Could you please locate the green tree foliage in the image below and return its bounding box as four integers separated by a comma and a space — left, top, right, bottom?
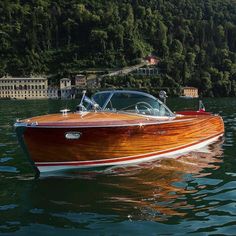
0, 0, 236, 96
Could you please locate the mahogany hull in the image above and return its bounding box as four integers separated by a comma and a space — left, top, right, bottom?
15, 112, 224, 173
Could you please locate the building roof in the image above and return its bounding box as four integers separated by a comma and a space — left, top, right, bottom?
145, 55, 158, 60
183, 87, 198, 90
75, 74, 85, 77
144, 55, 160, 65
0, 77, 47, 80
60, 78, 71, 81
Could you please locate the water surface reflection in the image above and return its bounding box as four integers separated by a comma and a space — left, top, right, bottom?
0, 140, 225, 233
2, 98, 236, 235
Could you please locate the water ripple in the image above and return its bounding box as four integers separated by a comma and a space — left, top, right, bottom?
0, 204, 18, 211
0, 157, 13, 163
0, 98, 235, 235
0, 166, 19, 173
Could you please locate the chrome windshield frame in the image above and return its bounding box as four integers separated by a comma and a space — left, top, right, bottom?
91, 90, 175, 117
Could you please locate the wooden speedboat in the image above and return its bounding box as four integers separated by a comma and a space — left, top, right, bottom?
15, 90, 224, 174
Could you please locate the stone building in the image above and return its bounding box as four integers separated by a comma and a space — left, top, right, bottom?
60, 78, 72, 99
182, 87, 199, 98
0, 76, 48, 99
135, 67, 159, 76
75, 74, 87, 88
47, 86, 59, 99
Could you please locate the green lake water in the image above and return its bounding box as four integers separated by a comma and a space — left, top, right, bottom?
0, 98, 236, 235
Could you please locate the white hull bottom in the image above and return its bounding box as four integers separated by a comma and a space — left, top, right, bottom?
36, 134, 223, 173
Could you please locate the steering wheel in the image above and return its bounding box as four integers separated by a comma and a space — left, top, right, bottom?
135, 102, 154, 115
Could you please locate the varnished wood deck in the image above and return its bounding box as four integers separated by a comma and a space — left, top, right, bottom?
22, 111, 196, 127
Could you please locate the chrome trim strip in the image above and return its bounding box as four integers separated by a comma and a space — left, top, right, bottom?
14, 122, 28, 128
14, 118, 195, 129
116, 111, 175, 120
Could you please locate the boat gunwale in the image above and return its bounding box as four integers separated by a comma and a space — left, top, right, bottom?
14, 109, 220, 129
15, 117, 203, 128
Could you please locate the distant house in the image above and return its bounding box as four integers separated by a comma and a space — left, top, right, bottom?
60, 78, 72, 99
75, 74, 87, 88
145, 55, 159, 65
47, 86, 59, 99
86, 74, 98, 88
135, 55, 160, 76
135, 67, 159, 76
60, 78, 71, 89
182, 87, 198, 98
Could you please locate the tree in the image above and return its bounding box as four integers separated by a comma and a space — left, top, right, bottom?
0, 0, 235, 97
90, 29, 108, 52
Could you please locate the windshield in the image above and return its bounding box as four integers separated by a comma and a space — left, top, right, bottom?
92, 92, 111, 108
92, 91, 173, 117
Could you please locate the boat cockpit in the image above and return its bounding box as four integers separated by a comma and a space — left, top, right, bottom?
78, 90, 175, 118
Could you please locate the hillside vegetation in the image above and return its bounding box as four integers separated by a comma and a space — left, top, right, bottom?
0, 0, 236, 96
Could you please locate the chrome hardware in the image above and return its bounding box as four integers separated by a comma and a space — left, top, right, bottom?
76, 90, 100, 112
199, 100, 205, 111
65, 132, 81, 140
31, 122, 38, 126
60, 109, 70, 116
159, 90, 168, 104
77, 90, 87, 112
76, 104, 87, 112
